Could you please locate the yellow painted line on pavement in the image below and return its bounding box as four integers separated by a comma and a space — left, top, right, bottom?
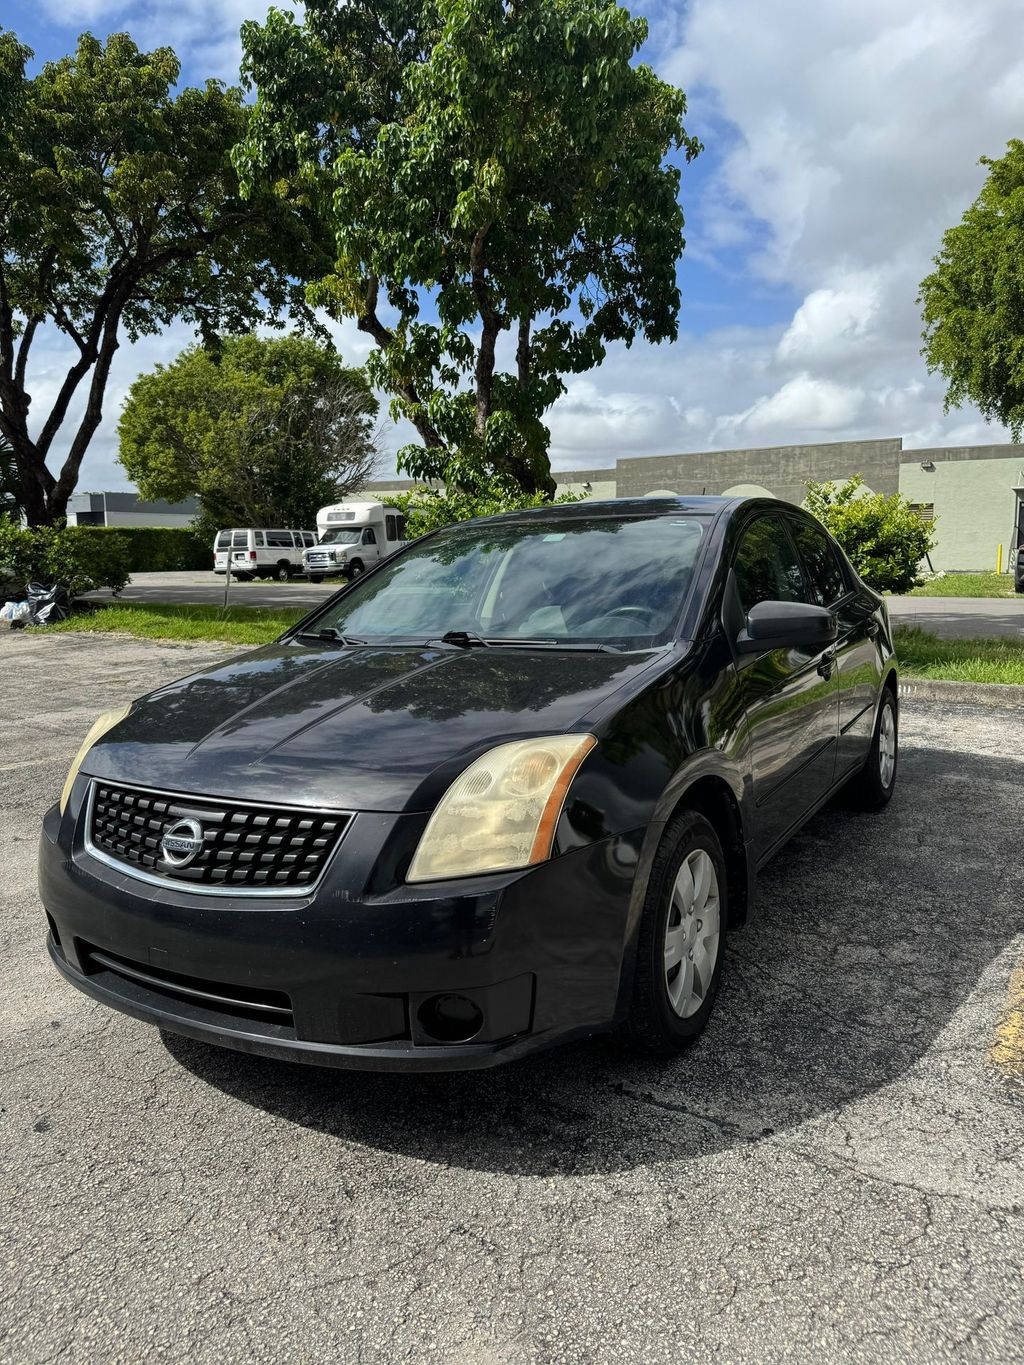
990, 962, 1024, 1080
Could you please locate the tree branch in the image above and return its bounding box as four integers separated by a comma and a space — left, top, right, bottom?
356, 273, 445, 451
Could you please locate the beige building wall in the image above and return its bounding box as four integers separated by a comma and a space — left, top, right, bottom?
899, 447, 1024, 571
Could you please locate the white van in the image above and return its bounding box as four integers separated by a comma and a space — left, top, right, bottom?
213, 528, 317, 581
303, 501, 407, 582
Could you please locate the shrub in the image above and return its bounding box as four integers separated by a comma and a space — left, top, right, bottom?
804, 476, 936, 595
81, 525, 211, 573
0, 521, 131, 599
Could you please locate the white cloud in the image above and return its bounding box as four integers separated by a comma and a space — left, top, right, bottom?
542, 0, 1024, 469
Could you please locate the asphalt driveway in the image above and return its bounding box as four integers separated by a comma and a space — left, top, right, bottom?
1, 632, 1023, 1363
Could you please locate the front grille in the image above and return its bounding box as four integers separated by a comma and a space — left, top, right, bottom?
88, 783, 351, 892
305, 551, 336, 569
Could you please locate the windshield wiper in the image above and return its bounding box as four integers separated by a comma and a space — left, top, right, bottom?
293, 628, 367, 646
429, 633, 622, 654
431, 630, 492, 648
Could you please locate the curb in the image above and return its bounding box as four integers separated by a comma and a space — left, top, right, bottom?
899, 678, 1024, 710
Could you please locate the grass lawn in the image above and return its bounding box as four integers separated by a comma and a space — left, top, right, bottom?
906, 572, 1018, 598
40, 602, 307, 646
894, 625, 1024, 684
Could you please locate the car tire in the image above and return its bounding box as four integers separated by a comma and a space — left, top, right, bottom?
309, 575, 324, 585
627, 810, 728, 1058
347, 561, 365, 580
275, 562, 292, 582
845, 687, 898, 811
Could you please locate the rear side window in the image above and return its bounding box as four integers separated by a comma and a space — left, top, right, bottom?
733, 515, 807, 611
385, 515, 397, 541
253, 531, 265, 547
790, 518, 848, 606
231, 531, 248, 549
265, 530, 295, 548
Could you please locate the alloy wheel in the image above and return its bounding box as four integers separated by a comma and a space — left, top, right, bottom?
879, 701, 896, 788
664, 849, 721, 1019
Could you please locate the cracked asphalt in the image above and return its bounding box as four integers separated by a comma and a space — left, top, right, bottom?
2, 633, 1023, 1364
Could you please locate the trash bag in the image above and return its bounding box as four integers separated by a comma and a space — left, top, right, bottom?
0, 599, 31, 623
25, 582, 70, 626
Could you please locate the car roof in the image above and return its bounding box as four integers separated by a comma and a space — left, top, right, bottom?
470, 495, 739, 526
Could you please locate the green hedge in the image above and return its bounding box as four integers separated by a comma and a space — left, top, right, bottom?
80, 525, 210, 573
0, 522, 130, 598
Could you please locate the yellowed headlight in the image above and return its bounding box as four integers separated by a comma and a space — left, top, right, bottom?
59, 704, 132, 815
407, 734, 597, 883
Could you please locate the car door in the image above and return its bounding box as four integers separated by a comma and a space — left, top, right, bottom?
362, 527, 379, 562
729, 512, 841, 861
788, 513, 883, 781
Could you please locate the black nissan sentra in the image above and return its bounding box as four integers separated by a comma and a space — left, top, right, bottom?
40, 497, 898, 1071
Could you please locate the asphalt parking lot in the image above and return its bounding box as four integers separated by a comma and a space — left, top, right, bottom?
2, 633, 1023, 1364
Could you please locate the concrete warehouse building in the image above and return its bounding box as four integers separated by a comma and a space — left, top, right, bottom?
368, 436, 1024, 573
66, 491, 200, 528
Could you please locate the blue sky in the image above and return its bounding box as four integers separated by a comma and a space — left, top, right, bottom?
6, 0, 1024, 489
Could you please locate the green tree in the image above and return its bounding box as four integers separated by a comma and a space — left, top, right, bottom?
0, 434, 24, 522
118, 334, 380, 531
234, 0, 699, 498
919, 140, 1024, 438
388, 476, 583, 538
804, 476, 936, 595
0, 30, 319, 526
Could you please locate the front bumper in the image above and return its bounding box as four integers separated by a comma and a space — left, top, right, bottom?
39, 797, 643, 1072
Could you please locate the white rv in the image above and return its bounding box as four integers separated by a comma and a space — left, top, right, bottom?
303, 500, 407, 582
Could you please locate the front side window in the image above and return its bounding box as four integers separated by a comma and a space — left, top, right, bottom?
304, 514, 708, 648
362, 528, 377, 545
733, 516, 807, 612
790, 518, 847, 606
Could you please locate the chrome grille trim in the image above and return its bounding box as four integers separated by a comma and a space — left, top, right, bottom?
83, 781, 354, 899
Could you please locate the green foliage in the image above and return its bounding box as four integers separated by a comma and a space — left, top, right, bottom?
235, 0, 700, 496
0, 29, 318, 525
387, 479, 584, 538
0, 522, 130, 597
79, 526, 210, 574
894, 625, 1024, 684
43, 602, 304, 645
804, 476, 936, 595
0, 435, 24, 521
920, 140, 1024, 439
118, 334, 379, 531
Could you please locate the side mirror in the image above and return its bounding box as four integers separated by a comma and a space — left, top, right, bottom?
736, 599, 838, 654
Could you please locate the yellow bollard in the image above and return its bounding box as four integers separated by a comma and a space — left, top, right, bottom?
996, 543, 1004, 575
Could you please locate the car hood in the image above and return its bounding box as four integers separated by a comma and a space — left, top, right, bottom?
81, 641, 666, 811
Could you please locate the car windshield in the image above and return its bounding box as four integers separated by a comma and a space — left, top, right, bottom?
318, 529, 362, 545
301, 513, 707, 648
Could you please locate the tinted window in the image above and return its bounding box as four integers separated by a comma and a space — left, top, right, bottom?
308, 515, 708, 647
231, 531, 248, 549
266, 530, 295, 548
385, 515, 397, 541
216, 531, 231, 549
253, 531, 265, 547
791, 518, 847, 606
362, 528, 377, 545
733, 516, 807, 612
303, 532, 315, 547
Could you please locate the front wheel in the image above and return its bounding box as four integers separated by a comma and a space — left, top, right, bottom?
346, 561, 365, 580
845, 688, 898, 810
628, 811, 728, 1057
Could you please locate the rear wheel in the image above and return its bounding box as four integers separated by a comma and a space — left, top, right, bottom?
274, 562, 292, 582
845, 688, 898, 810
628, 811, 728, 1057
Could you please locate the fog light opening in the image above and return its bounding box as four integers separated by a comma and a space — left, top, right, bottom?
417, 993, 484, 1044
